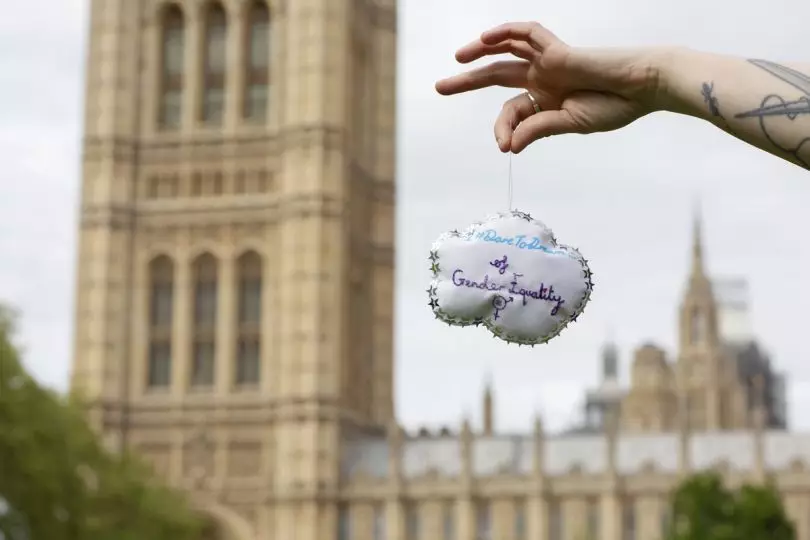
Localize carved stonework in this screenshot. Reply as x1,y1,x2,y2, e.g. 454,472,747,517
227,441,262,478
184,430,216,488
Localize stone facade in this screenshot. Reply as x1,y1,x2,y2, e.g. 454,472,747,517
71,0,395,538
71,1,810,540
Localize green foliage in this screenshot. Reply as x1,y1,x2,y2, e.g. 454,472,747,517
0,306,202,540
668,471,795,540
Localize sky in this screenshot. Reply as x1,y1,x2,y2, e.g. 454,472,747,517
1,0,809,435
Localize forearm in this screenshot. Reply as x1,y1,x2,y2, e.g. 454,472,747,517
656,47,810,169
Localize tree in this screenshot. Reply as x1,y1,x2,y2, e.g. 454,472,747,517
0,306,203,540
668,471,795,540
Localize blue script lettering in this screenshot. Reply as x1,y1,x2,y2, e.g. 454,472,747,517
473,229,563,254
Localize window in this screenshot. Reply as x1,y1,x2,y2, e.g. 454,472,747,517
191,341,215,387
406,505,419,540
159,6,184,129
476,502,491,540
548,500,562,540
193,254,218,327
371,505,386,540
236,251,262,386
236,339,259,385
191,254,217,387
622,499,636,540
244,1,269,121
147,256,174,388
514,500,526,540
148,342,171,387
689,307,703,344
149,256,174,327
372,505,385,540
443,503,454,540
337,505,350,540
202,3,227,124
237,253,262,324
587,498,600,540
660,503,671,537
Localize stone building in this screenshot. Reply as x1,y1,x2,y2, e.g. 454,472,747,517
70,1,810,540
70,0,395,538
568,216,787,435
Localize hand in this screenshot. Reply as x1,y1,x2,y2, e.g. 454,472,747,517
435,22,666,153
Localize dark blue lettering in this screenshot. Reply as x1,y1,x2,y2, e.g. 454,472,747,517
451,269,505,292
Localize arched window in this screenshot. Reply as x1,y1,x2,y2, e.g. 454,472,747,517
148,256,174,387
159,5,185,129
202,3,227,124
244,1,269,121
236,251,262,386
192,253,218,387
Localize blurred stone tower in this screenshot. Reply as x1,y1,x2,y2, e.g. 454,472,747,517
621,212,753,432
70,0,396,538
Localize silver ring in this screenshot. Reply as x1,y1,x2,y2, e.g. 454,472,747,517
525,92,542,114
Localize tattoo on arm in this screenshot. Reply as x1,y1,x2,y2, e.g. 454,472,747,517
702,82,729,125
733,60,810,169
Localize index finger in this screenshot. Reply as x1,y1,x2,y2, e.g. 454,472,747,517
435,61,530,96
481,22,560,51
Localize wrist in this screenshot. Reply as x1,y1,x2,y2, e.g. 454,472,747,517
644,46,693,113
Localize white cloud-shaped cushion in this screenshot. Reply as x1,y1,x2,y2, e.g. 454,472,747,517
427,210,593,345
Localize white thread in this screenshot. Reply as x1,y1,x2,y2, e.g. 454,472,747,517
507,153,514,211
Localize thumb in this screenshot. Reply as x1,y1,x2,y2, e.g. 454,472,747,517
511,110,579,153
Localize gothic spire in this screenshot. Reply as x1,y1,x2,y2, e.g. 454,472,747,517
691,201,705,277
482,374,494,435
601,331,618,381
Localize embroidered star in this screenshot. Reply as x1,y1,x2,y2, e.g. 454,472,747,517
426,285,437,296
428,250,439,262
428,298,439,309
583,269,593,280
449,229,460,237
473,317,484,326
430,262,440,274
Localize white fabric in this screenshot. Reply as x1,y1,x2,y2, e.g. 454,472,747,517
427,211,593,345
